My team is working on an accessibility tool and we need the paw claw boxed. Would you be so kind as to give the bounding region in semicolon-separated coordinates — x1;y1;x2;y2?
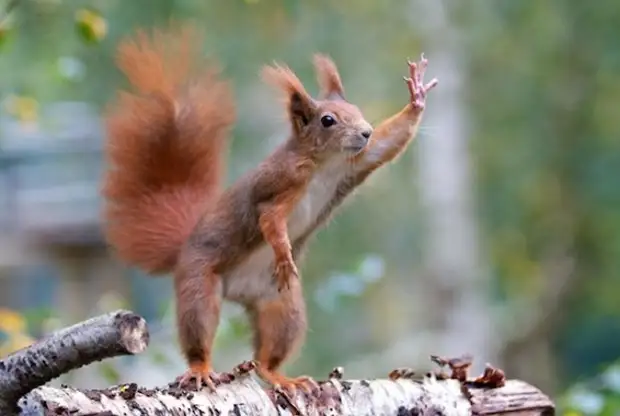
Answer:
176;368;231;392
304;377;322;396
419;53;428;66
258;368;319;398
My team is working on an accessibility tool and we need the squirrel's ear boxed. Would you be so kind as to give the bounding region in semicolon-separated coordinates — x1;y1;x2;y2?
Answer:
262;63;317;134
313;54;345;101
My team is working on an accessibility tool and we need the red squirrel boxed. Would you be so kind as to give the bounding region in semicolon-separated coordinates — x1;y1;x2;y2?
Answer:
102;25;437;394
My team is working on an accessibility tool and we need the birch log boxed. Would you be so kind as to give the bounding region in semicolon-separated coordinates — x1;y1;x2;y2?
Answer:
17;376;554;416
0;311;554;416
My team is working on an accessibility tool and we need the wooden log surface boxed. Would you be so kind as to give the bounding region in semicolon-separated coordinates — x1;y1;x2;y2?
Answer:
17;375;555;416
0;310;555;416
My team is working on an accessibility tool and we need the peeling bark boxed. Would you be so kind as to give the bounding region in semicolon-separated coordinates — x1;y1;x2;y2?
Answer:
17;376;554;416
0;310;148;415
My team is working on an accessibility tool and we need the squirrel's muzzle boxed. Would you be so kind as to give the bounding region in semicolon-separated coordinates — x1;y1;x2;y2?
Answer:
344;128;372;154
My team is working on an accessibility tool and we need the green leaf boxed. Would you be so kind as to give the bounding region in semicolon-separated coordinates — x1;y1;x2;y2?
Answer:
74;8;107;44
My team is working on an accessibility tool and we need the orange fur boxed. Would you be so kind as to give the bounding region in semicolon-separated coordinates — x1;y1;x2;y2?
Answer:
262;62;312;101
353;57;438;174
257;184;307;292
101;25;437;397
313;53;345;100
102;26;235;274
351;104;418;171
290;56;439;267
248;277;312;390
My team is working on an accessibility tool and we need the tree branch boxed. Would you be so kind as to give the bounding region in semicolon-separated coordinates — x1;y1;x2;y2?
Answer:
0;311;554;415
0;310;149;415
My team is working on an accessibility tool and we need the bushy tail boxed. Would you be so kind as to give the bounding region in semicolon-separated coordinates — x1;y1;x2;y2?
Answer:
102;25;235;275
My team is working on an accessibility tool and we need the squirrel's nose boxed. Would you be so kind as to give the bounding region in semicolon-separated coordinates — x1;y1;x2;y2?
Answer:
361;129;372;139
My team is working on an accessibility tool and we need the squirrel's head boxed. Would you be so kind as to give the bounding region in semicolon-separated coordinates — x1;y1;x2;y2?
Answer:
262;54;372;159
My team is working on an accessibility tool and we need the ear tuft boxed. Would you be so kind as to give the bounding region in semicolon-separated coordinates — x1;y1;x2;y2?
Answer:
262;62;316;133
313;53;345;100
262;63;309;98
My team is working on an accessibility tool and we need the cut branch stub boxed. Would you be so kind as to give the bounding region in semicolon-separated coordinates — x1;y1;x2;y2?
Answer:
0;309;148;415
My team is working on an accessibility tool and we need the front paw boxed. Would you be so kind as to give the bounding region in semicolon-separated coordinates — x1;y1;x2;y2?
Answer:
274;257;299;292
403;53;438;113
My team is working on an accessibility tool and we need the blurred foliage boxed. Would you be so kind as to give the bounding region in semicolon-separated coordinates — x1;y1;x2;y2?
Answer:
0;308;35;357
97;361;121;385
458;0;620;387
559;360;620;416
4;94;38;123
74;8;107;44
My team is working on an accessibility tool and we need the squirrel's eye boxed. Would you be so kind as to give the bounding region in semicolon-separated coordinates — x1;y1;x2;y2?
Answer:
320;115;336;128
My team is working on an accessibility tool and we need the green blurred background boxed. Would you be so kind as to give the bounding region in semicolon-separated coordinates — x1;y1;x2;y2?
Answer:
1;1;619;414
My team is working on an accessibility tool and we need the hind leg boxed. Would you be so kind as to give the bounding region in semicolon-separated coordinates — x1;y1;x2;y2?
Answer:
246;278;319;396
174;260;227;391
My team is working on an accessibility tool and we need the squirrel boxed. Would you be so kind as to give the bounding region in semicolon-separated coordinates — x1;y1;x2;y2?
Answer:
101;25;437;394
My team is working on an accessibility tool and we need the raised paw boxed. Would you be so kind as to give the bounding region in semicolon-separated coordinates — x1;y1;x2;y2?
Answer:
273;257;299;292
403;53;438;112
175;366;233;392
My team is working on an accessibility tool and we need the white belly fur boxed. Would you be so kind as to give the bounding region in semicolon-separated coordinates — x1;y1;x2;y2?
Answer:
223;156;349;303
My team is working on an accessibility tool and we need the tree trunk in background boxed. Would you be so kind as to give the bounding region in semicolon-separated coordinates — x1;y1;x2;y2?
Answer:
410;0;497;370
